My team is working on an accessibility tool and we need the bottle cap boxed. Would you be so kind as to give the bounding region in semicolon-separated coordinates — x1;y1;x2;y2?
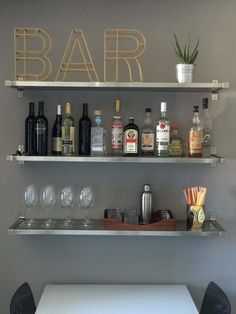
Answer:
171;123;180;130
144;184;151;192
115;100;121;113
146;108;151;112
65;102;71;114
129;117;134;123
94;110;101;116
161;102;167;112
193;105;199;112
57;104;61;115
203;98;208;109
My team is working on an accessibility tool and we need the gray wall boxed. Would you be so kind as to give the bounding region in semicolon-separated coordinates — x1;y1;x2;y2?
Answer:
1;0;236;312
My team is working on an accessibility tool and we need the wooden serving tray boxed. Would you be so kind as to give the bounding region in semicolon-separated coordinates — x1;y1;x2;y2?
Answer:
103;209;176;231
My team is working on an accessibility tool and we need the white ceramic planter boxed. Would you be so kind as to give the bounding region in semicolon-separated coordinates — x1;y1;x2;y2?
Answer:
176;64;194;83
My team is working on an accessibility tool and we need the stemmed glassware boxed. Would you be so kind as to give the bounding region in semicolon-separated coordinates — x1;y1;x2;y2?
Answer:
23;184;38;227
58;186;75;228
40;184;56;228
77;186;95;229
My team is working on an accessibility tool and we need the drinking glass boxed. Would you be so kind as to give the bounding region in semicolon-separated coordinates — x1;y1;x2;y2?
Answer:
77;186;95;229
58;186;75;228
23;184;38;227
40;184;56;228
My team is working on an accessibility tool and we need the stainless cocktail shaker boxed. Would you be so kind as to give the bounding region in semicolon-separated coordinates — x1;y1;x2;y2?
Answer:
140;184;153;224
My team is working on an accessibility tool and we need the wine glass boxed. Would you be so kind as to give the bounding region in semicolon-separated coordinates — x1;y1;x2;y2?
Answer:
77;186;95;229
23;184;38;227
58;186;75;228
40;184;56;228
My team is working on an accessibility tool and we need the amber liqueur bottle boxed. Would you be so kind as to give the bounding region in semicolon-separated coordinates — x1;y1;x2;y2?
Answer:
189;105;203;157
123;117;139;156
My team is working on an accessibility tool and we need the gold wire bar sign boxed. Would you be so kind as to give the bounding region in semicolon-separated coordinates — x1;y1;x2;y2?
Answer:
14;28;52;81
104;29;146;82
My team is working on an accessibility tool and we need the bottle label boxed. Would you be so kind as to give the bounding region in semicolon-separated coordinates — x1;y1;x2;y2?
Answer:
36;123;46;135
112;125;123;149
189;130;202;154
141;132;154;151
52;137;62;152
169;139;183;156
124;129;138;153
156;123;170;152
91;127;105;153
62;126;75;154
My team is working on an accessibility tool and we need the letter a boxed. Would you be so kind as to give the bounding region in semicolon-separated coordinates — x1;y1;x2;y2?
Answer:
56;29;99;81
104;29;146;82
14;28;52;80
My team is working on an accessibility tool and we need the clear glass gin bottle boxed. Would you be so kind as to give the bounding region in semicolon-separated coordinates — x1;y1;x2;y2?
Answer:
91;110;106;156
156;102;170;157
141;108;155;156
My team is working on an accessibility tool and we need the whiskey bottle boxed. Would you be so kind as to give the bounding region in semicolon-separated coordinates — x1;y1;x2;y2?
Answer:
189;105;203;157
169;123;183;156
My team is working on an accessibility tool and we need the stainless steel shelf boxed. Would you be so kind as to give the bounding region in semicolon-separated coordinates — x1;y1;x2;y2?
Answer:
6;154;225;166
5;80;229;92
8;218;225;237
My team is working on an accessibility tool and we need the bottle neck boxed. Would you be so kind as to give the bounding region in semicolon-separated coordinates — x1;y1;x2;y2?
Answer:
83;103;88;116
161;111;166;118
29;103;34;116
57;105;61;116
38;103;44;116
193;112;200;125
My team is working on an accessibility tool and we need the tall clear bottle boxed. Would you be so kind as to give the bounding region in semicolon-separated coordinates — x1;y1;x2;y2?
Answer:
201;98;212;157
91;110;106;156
156;102;170;157
79;103;91;156
52;104;62;155
111;99;123;156
189;105;203;157
25;102;36;155
35;101;48;156
141;108;155;156
62;102;75;156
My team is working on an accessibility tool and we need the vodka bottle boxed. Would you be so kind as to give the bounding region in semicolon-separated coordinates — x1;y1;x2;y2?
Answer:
111;100;123;156
141;108;155;156
156;102;170;157
91;110;106;156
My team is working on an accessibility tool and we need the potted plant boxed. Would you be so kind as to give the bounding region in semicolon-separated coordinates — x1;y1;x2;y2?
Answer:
172;33;199;83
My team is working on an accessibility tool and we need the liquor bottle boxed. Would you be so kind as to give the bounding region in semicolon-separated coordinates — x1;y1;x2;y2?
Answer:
141;108;155;156
52;104;62;155
156;102;170;157
91;110;106;156
79;103;91;156
201;98;212;157
35;101;48;156
25;102;35;155
62;102;75;156
169;123;183;156
111;99;123;156
123;117;139;156
189;105;203;157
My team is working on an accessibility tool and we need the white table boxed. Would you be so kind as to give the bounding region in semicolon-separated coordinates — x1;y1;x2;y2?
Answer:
36;284;199;314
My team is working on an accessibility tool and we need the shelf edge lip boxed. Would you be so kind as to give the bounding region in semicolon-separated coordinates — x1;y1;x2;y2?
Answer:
5;80;229;90
8;219;226;237
6;154;224;165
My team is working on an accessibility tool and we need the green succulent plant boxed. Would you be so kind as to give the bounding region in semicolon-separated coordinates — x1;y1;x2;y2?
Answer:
172;33;199;64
